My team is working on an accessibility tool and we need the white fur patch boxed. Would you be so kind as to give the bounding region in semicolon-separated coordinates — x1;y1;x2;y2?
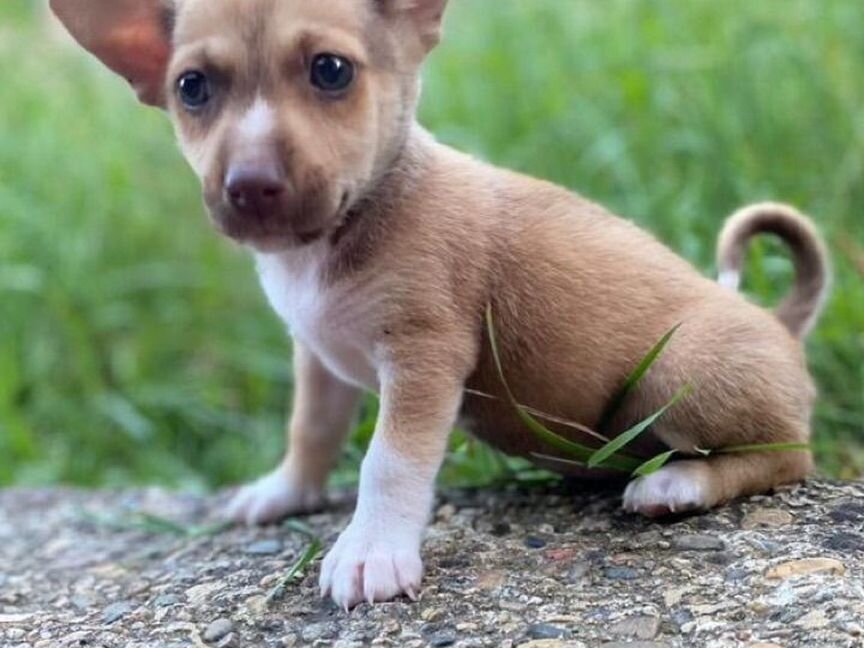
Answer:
319;439;430;609
255;248;378;390
623;465;709;516
237;97;277;142
717;269;741;291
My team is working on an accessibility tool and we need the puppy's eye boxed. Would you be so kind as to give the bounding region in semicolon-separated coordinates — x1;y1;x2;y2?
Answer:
310;54;355;93
177;71;211;109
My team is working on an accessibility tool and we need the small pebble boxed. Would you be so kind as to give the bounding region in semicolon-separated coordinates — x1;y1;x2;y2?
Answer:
610;614;661;640
741;508;794;529
204;618;234;643
527;623;570;640
244;539;282;555
673;534;726;551
428;630;457;647
490;521;511;537
153;594;181;608
524;536;547;549
604;566;640;581
102;601;133;624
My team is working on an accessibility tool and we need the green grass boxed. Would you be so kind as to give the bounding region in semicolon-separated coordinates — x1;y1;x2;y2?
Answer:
1;1;862;488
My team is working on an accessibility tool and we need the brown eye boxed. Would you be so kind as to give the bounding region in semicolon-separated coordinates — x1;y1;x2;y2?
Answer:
177;71;211;109
310;54;355;93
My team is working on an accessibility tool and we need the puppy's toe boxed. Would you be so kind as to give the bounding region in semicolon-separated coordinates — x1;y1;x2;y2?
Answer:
319;523;422;610
225;468;324;526
623;463;710;517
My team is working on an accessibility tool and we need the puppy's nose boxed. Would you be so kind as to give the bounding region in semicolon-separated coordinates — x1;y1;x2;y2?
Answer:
225;163;287;216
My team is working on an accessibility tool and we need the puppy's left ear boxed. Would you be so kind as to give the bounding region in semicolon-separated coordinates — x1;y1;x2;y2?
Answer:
379;0;450;53
50;0;173;107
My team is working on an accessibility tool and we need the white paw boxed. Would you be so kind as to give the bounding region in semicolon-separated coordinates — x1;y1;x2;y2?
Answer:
623;464;709;517
319;520;423;610
226;468;324;526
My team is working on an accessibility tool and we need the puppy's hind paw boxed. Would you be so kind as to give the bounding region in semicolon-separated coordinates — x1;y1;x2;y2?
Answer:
225;468;324;526
623;463;710;518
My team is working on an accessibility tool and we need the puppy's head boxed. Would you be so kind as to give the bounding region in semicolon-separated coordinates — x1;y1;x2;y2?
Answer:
52;0;448;250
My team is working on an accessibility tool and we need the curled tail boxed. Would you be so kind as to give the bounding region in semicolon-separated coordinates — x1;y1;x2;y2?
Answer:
717;202;830;339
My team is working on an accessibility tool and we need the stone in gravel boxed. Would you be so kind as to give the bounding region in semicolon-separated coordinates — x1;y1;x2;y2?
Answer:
522;641;587;648
244;539;282;555
673;534;725;551
663;588;686;607
566;561;591;583
794;609;829;629
204;618;234;643
525;536;547;549
300;622;339;643
741;508;794;529
671;608;693;629
527;623;570;640
427;628;457;647
187;582;224;606
491;521;511;536
765;557;845;580
102;601;133;624
421;607;445;622
153;593;181;607
604;566;640;581
71;593;97;611
603;643;670;648
474;569;506;590
704;551;736;566
822;531;864;553
828;502;864;523
610;615;660;640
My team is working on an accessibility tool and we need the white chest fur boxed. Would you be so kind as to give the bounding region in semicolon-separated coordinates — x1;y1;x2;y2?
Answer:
255;247;379;391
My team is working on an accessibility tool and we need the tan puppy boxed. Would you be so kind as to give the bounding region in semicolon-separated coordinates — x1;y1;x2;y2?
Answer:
52;0;829;609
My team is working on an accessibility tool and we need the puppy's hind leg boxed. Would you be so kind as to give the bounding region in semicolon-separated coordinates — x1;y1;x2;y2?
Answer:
227;341;362;525
623;445;812;518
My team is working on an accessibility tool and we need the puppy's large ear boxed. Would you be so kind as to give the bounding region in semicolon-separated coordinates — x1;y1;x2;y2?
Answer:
378;0;450;53
50;0;173;107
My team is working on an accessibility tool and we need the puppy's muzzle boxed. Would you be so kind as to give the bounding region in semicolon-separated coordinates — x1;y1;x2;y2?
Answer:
224;159;290;222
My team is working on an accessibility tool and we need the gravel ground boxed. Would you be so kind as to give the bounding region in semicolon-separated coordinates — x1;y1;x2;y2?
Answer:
1;479;863;648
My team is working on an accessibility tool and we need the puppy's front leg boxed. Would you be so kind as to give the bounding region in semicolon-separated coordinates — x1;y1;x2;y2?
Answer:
319;350;466;609
228;341;361;525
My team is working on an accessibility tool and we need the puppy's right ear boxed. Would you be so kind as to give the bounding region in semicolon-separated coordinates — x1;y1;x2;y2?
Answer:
50;0;173;107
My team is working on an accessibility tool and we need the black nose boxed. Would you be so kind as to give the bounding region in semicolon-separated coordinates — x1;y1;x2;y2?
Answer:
225;163;287;216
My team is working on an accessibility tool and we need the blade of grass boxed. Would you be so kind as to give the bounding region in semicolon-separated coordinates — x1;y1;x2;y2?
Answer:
485;305;638;472
598;323;682;432
465;388;610;442
632;450;678;477
588;384;692;469
78;510;233;538
266;537;323;604
717;442;811;454
282;519;318;538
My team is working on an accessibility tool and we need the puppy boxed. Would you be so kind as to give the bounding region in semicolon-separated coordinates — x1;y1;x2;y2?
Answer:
52;0;829;609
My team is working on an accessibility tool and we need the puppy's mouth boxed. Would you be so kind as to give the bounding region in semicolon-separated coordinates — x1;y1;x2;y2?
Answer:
206;190;353;251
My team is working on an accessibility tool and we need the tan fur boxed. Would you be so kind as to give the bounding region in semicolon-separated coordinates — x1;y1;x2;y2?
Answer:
717;202;831;338
52;0;831;606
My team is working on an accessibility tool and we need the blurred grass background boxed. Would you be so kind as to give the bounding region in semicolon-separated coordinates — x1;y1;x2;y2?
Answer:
0;1;862;490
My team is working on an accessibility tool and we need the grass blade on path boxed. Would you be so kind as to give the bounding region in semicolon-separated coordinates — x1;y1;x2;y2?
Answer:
597;323;682;432
485;305;640;472
632;450;678;477
588;384;692;469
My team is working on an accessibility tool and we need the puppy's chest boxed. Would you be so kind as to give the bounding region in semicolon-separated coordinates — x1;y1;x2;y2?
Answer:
256;251;378;390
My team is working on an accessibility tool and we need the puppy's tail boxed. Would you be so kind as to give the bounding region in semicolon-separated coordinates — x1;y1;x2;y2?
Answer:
717;202;830;339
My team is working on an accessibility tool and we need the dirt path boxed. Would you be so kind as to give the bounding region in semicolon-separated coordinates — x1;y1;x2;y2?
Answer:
1;480;862;647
